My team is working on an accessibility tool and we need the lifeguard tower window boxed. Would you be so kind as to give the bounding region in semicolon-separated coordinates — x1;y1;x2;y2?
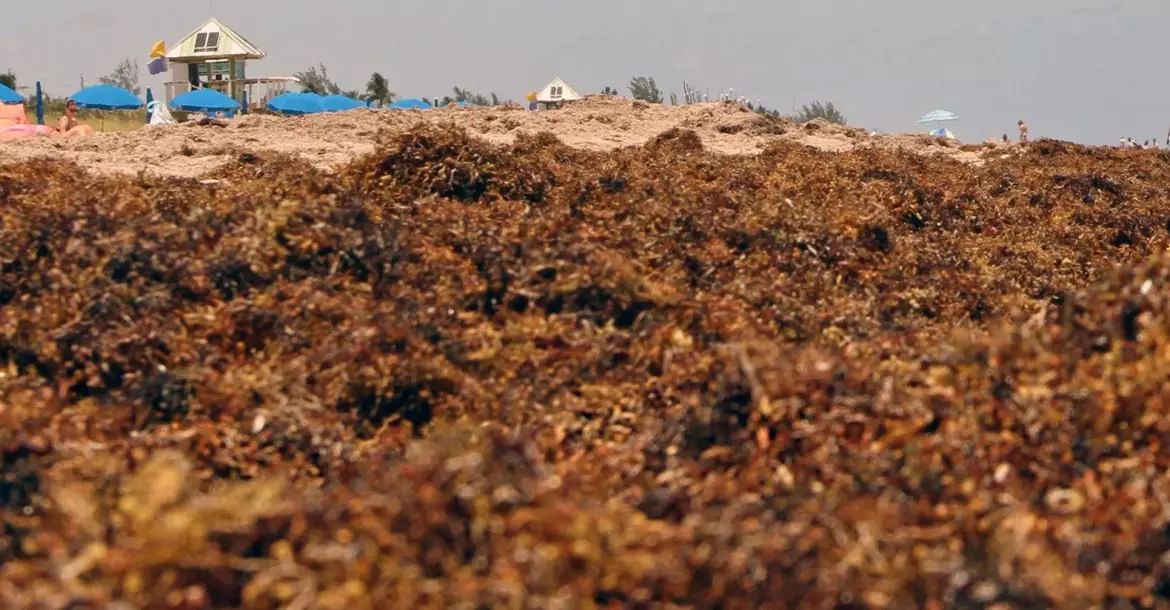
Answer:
551;86;562;98
194;32;220;53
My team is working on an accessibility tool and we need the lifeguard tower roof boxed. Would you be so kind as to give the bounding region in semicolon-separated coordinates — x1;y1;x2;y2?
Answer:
166;18;265;62
536;77;581;104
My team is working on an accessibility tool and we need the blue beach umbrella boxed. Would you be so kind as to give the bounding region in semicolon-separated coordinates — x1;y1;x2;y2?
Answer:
388;97;431;110
321;95;366;112
0;83;23;104
266;92;325;115
170;88;240;114
70;84;144;110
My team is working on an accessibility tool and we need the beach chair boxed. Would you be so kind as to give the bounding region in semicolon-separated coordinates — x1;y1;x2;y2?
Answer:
147;101;177;126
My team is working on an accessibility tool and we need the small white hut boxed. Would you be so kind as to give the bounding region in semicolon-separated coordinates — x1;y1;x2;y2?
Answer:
535;77;581;110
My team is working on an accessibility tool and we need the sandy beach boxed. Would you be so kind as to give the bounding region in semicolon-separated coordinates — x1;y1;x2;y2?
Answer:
0;97;998;177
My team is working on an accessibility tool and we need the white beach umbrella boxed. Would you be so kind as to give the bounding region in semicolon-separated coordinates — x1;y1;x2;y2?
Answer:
917;109;958;123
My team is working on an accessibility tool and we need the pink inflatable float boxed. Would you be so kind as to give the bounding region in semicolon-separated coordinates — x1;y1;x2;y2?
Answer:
0;124;57;141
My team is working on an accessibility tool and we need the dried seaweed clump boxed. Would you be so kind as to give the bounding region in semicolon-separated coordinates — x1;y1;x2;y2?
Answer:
5;132;1170;606
345;125;554;204
643;128;705;155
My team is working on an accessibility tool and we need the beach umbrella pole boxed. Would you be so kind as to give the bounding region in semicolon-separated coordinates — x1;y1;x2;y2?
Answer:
35;82;44;125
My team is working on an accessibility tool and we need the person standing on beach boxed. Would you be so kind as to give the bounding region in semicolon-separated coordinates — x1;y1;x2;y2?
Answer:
1017;120;1028;144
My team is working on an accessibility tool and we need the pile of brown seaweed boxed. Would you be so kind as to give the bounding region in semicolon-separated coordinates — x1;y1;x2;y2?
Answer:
4;127;1170;608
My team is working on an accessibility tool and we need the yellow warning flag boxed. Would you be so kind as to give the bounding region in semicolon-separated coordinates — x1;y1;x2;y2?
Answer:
150;40;166;59
525;92;537;102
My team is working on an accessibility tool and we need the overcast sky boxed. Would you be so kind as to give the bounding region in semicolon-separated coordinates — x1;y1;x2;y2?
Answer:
3;0;1164;144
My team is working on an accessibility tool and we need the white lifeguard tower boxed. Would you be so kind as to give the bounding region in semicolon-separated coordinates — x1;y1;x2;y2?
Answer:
163;18;295;108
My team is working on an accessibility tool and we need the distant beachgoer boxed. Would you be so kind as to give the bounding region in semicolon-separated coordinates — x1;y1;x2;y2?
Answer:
1002;134;1009;144
1017;120;1028;144
57;99;95;137
57;100;78;131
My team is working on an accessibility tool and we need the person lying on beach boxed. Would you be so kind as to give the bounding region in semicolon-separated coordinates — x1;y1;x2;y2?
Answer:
57;99;95;137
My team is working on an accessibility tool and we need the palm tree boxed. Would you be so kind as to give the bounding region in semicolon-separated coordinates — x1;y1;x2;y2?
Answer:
364;72;393;108
793;101;847;125
628;76;663;103
294;64;340;95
